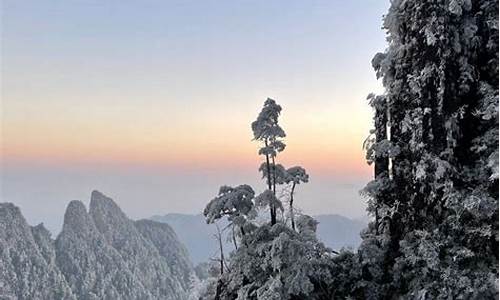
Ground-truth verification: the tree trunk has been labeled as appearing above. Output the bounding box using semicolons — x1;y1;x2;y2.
271;155;278;222
271;156;277;195
264;140;276;225
214;279;223;300
240;226;248;247
290;182;296;231
216;225;225;275
231;225;238;250
374;101;389;178
373;101;388;235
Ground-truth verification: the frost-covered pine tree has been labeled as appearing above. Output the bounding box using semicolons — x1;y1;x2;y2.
203;184;257;251
202;100;344;300
285;166;309;231
252;98;286;225
360;0;499;298
203;185;256;227
258;163;309;229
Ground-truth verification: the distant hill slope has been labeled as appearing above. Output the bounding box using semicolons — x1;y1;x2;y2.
151;213;231;265
151;213;367;264
0;191;194;300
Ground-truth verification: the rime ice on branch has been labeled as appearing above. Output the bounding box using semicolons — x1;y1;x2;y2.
200;99;335;300
360;0;499;298
251;98;287;225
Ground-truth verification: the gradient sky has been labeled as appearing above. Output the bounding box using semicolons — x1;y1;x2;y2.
2;0;389;233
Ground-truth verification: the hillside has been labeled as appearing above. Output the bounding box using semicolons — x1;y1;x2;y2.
0;191;194;300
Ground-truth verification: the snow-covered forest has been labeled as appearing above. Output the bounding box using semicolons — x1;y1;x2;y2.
194;0;500;299
0;0;498;299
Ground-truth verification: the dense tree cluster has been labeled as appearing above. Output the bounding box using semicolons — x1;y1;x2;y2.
200;0;498;299
360;0;499;298
199;99;341;300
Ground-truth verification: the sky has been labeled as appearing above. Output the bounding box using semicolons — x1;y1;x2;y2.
1;0;389;234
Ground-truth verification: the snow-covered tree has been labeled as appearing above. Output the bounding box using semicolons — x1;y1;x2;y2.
258;163;288;186
201;100;346;300
203;184;257;250
285;167;309;231
215;221;342;300
190;262;222;300
204;185;256;225
360;0;499;298
258;163;309;230
252;98;286;225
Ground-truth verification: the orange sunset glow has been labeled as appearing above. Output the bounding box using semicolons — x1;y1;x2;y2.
2;98;373;176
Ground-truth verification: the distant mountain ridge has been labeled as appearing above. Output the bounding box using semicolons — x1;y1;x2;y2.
151;213;367;264
314;214;367;250
0;191;194;300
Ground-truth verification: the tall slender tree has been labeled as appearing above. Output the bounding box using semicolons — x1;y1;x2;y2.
284;166;309;231
251;98;286;225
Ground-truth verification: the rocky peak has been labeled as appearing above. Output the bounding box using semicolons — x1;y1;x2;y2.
0;203;75;299
0;192;194;299
88;191;143;251
88;191;192;299
62;200;91;230
0;202;24;228
89;190;124;217
57;197;150;299
135;219;194;290
88;190;134;244
31;223;56;265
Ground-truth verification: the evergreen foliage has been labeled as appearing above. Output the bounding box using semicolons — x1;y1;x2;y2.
360;0;499;298
201;1;498;298
201;99;324;300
